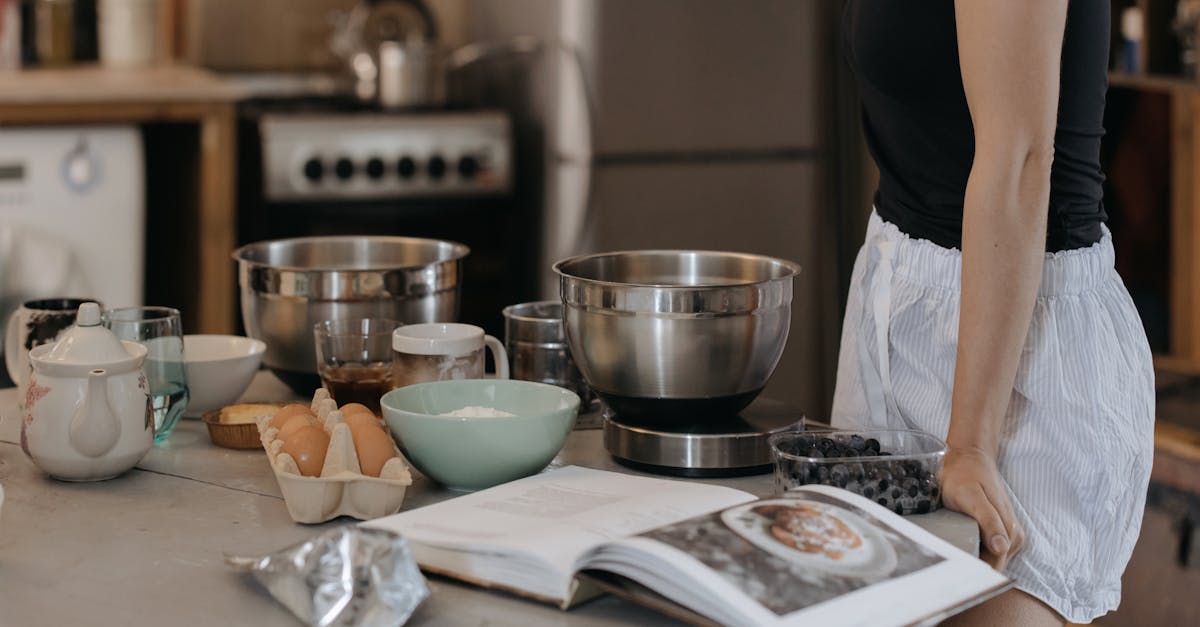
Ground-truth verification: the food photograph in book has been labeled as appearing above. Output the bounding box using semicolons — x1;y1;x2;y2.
641;492;945;616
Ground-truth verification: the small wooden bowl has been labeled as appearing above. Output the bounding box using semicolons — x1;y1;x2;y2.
202;403;282;449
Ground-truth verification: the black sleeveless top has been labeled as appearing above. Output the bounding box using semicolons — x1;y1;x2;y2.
843;0;1109;252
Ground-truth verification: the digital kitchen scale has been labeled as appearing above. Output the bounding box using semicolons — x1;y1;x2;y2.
602;397;804;478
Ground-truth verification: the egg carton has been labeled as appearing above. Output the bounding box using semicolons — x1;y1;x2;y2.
255;389;413;524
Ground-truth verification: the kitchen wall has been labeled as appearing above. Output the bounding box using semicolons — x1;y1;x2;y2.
182;0;472;70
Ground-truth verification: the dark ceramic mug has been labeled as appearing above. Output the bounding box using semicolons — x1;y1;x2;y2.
5;297;102;409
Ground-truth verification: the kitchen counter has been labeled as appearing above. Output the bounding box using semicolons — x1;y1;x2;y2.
0;372;978;626
0;64;238;336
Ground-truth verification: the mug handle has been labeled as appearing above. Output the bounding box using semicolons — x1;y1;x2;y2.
4;310;23;387
484;334;510;380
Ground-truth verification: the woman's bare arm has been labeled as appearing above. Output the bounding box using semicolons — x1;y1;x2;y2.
945;0;1069;570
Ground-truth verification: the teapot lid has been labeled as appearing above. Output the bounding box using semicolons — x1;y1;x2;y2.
41;303;132;366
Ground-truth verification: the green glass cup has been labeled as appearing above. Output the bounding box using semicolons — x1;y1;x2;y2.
104;306;190;443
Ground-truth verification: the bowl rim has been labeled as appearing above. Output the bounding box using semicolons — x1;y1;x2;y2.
769;428;947;463
380;379;581;421
231;235;471;273
183;334;267;363
552;249;802;289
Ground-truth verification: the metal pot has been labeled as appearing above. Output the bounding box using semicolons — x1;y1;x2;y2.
233;236;468;394
554;250;800;427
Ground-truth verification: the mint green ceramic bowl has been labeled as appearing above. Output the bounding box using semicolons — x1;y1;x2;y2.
380;379;581;491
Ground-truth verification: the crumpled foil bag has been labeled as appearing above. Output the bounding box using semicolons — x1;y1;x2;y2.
226;526;429;627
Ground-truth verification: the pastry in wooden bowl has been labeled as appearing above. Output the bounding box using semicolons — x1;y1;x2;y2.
203;403;281;449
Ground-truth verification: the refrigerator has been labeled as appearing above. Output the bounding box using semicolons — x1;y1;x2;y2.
456;0;855;417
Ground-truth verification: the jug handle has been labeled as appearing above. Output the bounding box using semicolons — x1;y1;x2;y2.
5;310;22;388
68;369;122;458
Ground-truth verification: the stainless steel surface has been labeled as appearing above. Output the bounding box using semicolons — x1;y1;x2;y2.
329;0;439;104
502;300;593;407
233;236;468;384
0;371;979;626
555;250;800;422
378;38;442;109
602;397;804;474
259;111;512;201
462;0;842;419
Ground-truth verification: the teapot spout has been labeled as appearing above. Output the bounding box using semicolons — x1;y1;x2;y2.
69;369;122;458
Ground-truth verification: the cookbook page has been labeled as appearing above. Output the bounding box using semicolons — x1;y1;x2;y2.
580;485;1010;627
366;466;756;575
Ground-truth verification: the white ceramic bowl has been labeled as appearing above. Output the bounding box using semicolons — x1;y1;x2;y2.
183;335;267;417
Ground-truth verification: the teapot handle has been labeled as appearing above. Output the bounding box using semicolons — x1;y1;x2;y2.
5;310;22;388
68;369;122;458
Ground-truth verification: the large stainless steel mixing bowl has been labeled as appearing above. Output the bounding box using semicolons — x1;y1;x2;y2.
554;250;800;427
233;236;469;394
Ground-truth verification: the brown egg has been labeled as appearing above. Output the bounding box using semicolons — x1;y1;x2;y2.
344;412;381;433
269;404;313;429
277;414;313;441
351;424;396;478
340;403;375;419
281;425;330;477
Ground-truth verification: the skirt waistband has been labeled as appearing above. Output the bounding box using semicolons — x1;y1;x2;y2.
866;211;1116;298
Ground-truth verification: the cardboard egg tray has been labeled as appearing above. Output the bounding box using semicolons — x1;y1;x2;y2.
255;389;413;524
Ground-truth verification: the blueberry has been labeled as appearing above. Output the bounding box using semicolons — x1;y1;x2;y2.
806;448;824;459
865;438;880;452
916;499;931;514
849;435;867;451
815;466;831;482
894;504;905;515
877;478;890;491
930;486;940;500
902;477;920;498
878;497;889;507
891;487;902;499
830;464;850;487
818;437;835;451
862;485;876;498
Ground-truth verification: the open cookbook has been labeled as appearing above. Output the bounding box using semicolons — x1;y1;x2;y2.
365;466;1011;627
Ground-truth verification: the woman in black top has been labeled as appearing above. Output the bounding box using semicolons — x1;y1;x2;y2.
834;2;1153;624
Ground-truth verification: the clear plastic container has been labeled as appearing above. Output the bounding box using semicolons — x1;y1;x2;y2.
769;429;947;516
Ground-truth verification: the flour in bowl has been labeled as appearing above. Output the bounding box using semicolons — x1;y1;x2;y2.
440;406;516;418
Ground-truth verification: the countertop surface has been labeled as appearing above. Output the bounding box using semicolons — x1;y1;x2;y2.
0;372;978;626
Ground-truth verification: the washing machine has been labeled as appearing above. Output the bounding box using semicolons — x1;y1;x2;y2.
0;125;144;380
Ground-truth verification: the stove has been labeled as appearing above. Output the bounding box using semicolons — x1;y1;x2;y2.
258;111;512;202
602;397;804;477
234;90;538;337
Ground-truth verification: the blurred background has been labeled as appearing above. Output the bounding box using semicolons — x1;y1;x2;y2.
0;1;1196;622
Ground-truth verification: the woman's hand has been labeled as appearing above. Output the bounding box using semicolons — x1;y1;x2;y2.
940;446;1025;571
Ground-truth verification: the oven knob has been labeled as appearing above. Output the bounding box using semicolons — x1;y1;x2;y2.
427;155;446;180
334;158;355;180
457;156;480;179
303;158;324;182
366;157;385;179
397;156;417;179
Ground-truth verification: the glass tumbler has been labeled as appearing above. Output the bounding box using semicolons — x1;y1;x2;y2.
104;306;189;443
314;318;402;414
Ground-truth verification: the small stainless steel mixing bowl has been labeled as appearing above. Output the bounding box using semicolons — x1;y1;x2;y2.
554;250;800;426
233;236;469;394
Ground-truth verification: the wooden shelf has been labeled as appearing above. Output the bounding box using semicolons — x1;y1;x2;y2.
0;64;244;105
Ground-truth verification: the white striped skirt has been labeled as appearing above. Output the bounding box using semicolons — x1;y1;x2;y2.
831;211;1155;623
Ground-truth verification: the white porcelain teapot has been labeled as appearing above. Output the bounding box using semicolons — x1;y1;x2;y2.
22;303;153;481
